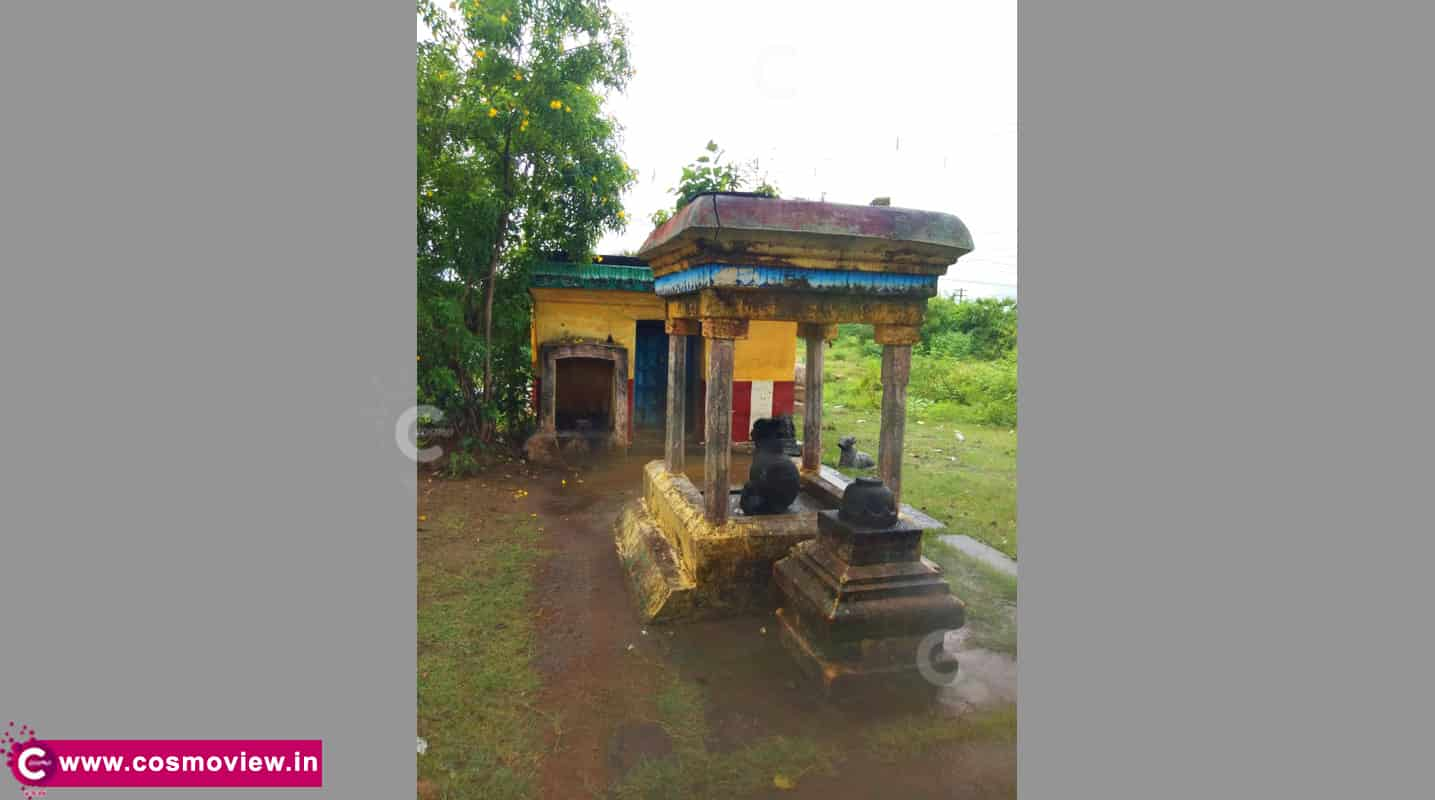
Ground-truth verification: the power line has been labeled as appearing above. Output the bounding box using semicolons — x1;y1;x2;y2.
942;278;1018;288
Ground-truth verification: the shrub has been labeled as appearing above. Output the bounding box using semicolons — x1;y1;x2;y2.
819;296;1017;427
906;352;1016;427
444;450;480;479
918;296;1016;360
927;329;975;359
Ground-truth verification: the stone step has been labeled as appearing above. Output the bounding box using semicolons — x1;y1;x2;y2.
613;499;696;623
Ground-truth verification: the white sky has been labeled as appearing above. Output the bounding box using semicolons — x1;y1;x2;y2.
421;1;1016;299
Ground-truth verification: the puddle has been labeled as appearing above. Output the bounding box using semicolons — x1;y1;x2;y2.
422;449;1016;799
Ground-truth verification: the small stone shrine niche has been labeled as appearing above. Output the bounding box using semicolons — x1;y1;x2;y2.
773;477;965;696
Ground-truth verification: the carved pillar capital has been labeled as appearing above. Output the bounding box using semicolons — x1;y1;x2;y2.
665;317;701;336
797;323;839;342
873;324;923;346
701;318;749;340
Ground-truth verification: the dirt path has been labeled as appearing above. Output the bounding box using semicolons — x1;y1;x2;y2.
528;453;661;798
423;449;1016;799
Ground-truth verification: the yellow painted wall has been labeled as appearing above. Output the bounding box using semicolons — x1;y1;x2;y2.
530;287;664;375
703;320;798;381
531;287;796;381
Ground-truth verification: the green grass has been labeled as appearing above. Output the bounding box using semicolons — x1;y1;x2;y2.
613;673;838;799
800;337;1018;558
418;512;547;800
923;535;1018;656
862;704;1017;764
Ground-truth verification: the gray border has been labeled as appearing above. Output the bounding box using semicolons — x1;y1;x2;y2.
4;1;1434;797
1022;1;1434;796
0;3;414;798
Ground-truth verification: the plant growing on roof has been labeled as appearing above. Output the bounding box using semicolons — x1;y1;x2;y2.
648;140;779;227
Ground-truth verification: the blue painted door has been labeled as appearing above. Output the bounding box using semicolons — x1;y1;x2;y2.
633;321;668;429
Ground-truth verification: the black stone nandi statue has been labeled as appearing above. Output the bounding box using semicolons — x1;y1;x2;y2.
739;416;801;515
837;436;876;469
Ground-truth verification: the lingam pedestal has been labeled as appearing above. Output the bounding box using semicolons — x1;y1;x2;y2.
773;477;965;697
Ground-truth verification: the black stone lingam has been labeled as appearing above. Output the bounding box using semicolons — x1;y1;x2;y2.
739;417;801;515
840;477;898;527
772;476;965;697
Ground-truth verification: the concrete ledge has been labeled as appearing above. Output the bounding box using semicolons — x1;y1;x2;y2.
801;464;946;529
937;534;1017;578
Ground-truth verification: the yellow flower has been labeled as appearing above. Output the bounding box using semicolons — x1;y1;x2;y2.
475;49;485;59
520;119;529;131
563;104;571;113
591;176;597;183
549;99;562;110
617;210;626;220
500;13;508;23
513;70;523;81
488;107;498;118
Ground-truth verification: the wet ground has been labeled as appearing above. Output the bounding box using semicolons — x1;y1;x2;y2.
419;448;1016;799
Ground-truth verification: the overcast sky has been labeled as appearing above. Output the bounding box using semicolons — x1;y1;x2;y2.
421;1;1016;299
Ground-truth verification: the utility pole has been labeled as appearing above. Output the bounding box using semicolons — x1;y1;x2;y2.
954;287;967;303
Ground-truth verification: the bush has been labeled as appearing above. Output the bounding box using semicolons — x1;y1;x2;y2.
444;450;480;479
927;329;975;359
918;296;1016;360
908;353;1016;426
818;295;1017;427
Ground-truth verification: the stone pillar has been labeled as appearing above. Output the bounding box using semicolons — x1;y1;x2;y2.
874;324;921;506
664;318;700;473
702;318;748;524
539;344;557;433
798;323;838;473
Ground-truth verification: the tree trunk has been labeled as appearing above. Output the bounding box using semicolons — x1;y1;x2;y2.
478;209;509;442
478;121;517;443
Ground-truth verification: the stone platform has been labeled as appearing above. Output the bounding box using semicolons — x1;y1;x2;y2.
614;460;946;623
772;479;966;698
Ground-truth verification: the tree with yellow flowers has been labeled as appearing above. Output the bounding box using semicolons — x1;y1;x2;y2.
418;0;635;442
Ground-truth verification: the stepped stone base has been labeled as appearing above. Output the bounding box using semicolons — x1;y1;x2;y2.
772;507;965;698
614;460;824;622
613;500;695;623
614;461;949;624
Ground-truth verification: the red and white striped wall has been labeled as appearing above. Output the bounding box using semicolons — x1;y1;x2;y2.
697;380;795;442
732;379;796;442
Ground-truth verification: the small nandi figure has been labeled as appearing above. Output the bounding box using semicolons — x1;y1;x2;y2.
837;435;875;469
739;417;801;515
